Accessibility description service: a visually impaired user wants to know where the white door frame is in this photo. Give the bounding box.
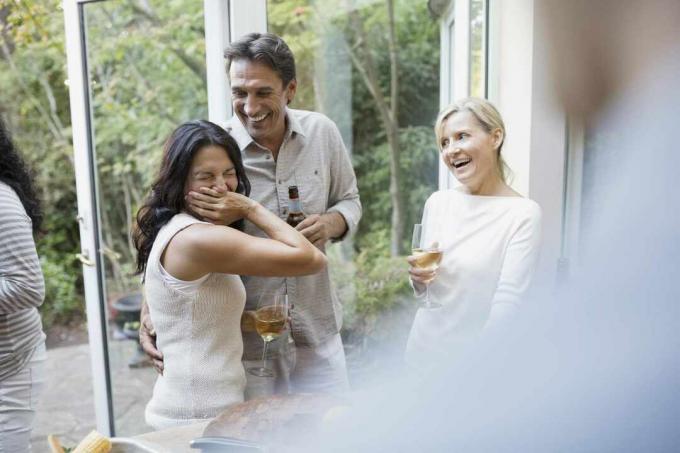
[561,117,585,269]
[204,0,267,125]
[440,0,489,191]
[63,0,114,436]
[204,0,232,123]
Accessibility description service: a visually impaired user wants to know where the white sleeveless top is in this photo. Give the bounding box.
[144,213,246,430]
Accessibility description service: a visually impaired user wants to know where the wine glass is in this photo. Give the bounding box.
[411,223,443,309]
[247,292,289,377]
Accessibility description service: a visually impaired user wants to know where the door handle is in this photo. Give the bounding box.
[101,245,121,261]
[76,252,95,267]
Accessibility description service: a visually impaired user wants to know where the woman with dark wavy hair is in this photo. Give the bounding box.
[133,120,326,429]
[0,118,46,452]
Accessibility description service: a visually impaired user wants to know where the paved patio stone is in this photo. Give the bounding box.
[31,340,157,452]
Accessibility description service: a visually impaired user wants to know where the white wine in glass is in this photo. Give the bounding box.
[247,293,288,377]
[254,306,287,342]
[411,224,443,309]
[411,249,443,274]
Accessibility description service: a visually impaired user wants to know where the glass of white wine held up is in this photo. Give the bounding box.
[411,223,443,309]
[247,292,289,377]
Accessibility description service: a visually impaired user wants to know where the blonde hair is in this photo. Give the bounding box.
[435,97,510,182]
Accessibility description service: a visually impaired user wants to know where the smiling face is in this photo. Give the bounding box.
[229,59,297,152]
[185,145,238,196]
[439,111,504,195]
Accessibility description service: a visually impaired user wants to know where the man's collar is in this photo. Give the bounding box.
[224,116,253,151]
[286,108,306,139]
[225,107,306,151]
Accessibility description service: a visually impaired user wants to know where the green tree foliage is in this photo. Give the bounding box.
[270,0,440,340]
[0,0,207,326]
[1,0,82,326]
[2,0,441,345]
[83,0,207,296]
[354,127,438,251]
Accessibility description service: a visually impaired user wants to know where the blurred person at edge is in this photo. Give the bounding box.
[405,97,542,367]
[299,1,680,452]
[139,33,361,396]
[0,118,46,453]
[133,120,325,429]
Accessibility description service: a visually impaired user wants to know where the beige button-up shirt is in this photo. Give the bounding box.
[223,108,361,358]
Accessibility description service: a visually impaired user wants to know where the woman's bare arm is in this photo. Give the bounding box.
[163,192,326,281]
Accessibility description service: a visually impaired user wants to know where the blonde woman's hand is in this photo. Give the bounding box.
[406,254,439,286]
[407,241,441,288]
[186,186,255,225]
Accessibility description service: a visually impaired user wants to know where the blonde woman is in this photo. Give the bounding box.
[406,98,542,365]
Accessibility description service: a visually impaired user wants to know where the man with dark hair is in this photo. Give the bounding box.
[141,32,361,395]
[224,32,296,86]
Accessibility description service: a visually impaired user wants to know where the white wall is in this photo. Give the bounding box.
[528,1,568,280]
[490,0,568,279]
[490,0,535,196]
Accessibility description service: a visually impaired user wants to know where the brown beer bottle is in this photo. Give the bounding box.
[286,186,306,227]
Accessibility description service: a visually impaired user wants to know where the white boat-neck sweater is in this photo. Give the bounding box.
[144,213,246,429]
[405,189,542,365]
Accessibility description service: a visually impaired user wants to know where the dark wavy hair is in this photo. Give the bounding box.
[224,32,296,87]
[133,120,250,276]
[0,117,42,234]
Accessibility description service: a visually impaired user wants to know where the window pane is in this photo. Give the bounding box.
[267,0,440,383]
[469,0,486,97]
[83,0,207,436]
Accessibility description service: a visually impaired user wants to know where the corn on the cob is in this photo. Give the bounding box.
[47,434,65,453]
[72,430,112,453]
